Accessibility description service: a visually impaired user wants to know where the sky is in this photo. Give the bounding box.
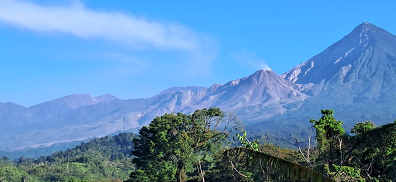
[0,0,395,107]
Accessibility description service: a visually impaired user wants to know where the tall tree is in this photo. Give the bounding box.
[128,108,240,182]
[310,109,345,174]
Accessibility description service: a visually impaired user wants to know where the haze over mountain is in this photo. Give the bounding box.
[1,22,396,151]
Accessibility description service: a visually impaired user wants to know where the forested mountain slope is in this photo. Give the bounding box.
[0,132,137,181]
[1,22,396,152]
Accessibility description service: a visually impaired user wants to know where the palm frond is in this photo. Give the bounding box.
[224,147,335,182]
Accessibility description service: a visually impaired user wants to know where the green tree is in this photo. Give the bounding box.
[347,122,396,180]
[310,110,366,181]
[310,109,345,164]
[128,108,239,182]
[0,163,32,182]
[310,109,348,179]
[310,109,345,154]
[351,121,375,135]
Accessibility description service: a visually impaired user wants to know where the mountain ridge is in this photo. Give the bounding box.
[1,22,396,151]
[282,22,394,84]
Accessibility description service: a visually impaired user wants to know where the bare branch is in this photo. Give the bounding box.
[292,133,312,168]
[228,156,249,178]
[198,158,205,182]
[243,135,256,151]
[263,131,268,145]
[308,135,311,163]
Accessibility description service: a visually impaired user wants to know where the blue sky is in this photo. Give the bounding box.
[1,0,395,107]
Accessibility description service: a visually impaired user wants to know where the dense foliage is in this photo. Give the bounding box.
[309,110,396,181]
[0,141,83,160]
[343,122,396,180]
[0,133,136,181]
[4,108,396,181]
[128,107,241,182]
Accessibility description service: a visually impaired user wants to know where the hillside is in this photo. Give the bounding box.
[0,132,136,181]
[1,22,396,151]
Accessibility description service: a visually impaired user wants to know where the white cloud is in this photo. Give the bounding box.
[233,50,269,70]
[0,0,199,51]
[0,0,218,79]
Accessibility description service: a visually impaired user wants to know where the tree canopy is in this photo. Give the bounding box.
[310,109,396,181]
[128,107,240,182]
[5,108,396,181]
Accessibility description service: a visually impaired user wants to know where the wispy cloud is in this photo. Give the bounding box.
[0,0,200,51]
[0,0,218,78]
[233,50,269,70]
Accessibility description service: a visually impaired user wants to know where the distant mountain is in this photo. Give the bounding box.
[0,102,30,127]
[30,94,119,121]
[0,69,307,151]
[283,22,396,86]
[208,68,306,108]
[0,94,118,128]
[1,22,396,151]
[157,86,207,95]
[278,22,396,128]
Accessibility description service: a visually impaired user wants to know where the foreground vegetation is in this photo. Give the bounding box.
[0,133,136,181]
[2,108,396,181]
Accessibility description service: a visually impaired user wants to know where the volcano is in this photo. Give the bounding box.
[2,22,396,151]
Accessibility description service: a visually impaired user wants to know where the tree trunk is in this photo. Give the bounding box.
[177,163,186,182]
